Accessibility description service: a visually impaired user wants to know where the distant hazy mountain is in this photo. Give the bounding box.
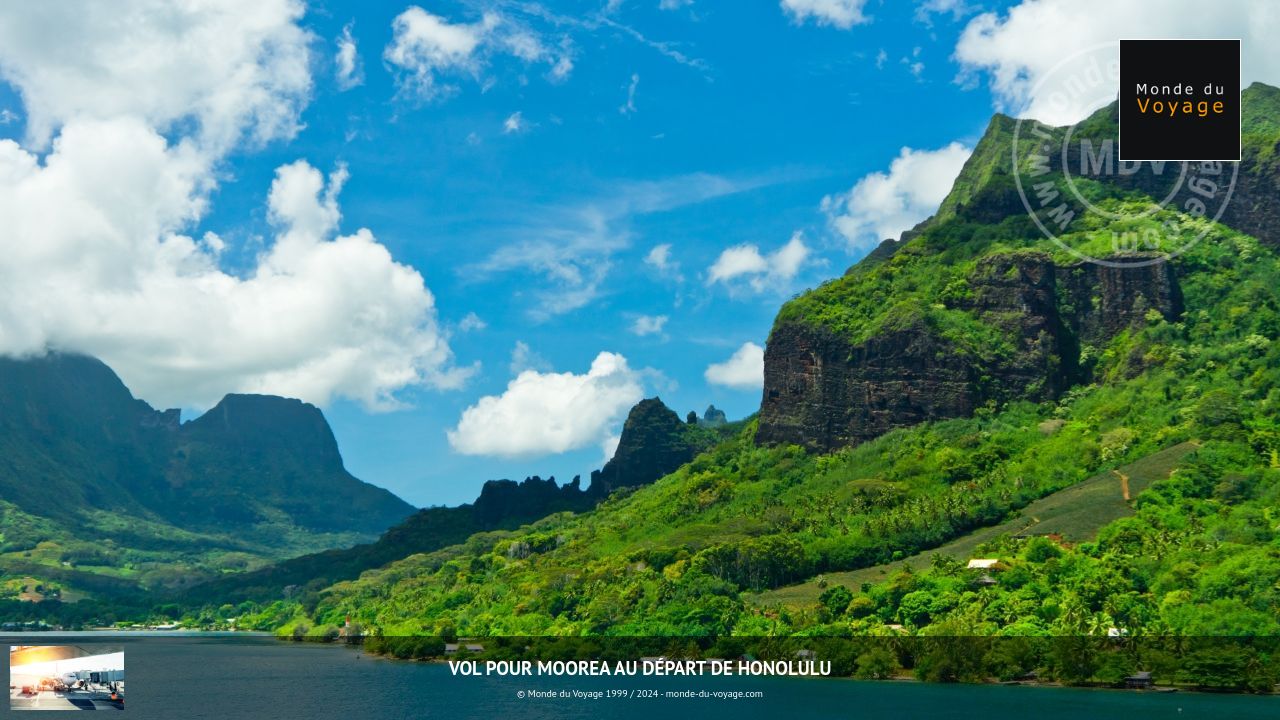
[0,353,413,595]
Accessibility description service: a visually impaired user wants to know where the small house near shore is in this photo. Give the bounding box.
[1124,671,1154,689]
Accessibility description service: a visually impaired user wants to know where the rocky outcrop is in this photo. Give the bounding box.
[472,475,593,525]
[701,404,727,427]
[757,252,1181,453]
[757,320,980,452]
[1056,258,1183,344]
[590,397,698,495]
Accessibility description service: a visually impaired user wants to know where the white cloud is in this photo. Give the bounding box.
[384,6,491,102]
[0,1,470,411]
[629,315,668,336]
[620,73,639,115]
[874,49,888,70]
[659,0,694,9]
[707,231,810,292]
[645,244,673,271]
[457,312,487,332]
[780,0,870,29]
[503,111,524,133]
[955,0,1280,125]
[0,0,312,153]
[901,46,924,80]
[914,0,977,24]
[550,54,575,82]
[384,5,574,103]
[705,342,764,390]
[448,352,645,458]
[335,22,364,91]
[822,142,971,251]
[0,109,17,125]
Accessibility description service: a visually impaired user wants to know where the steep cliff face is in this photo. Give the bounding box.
[757,321,980,452]
[758,253,1181,452]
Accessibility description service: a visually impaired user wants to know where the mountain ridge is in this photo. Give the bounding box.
[0,351,415,594]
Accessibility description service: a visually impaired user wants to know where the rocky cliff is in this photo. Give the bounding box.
[589,397,701,495]
[751,85,1280,454]
[758,251,1182,453]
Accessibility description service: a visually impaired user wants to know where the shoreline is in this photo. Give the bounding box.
[7,631,1274,697]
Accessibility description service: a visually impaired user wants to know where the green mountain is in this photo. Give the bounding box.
[242,85,1280,670]
[0,353,414,597]
[178,396,739,606]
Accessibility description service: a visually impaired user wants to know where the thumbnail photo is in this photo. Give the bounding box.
[9,646,124,711]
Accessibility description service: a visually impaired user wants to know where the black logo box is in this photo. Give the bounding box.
[1119,39,1240,162]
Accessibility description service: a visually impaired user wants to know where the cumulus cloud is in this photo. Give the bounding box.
[384,5,573,102]
[780,0,870,29]
[707,232,810,292]
[705,342,764,390]
[0,134,469,409]
[448,352,644,458]
[334,22,364,91]
[0,0,311,153]
[384,6,491,101]
[955,0,1280,125]
[503,111,524,134]
[629,315,668,336]
[0,1,469,411]
[822,143,971,251]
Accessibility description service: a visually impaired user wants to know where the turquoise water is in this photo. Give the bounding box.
[3,635,1276,719]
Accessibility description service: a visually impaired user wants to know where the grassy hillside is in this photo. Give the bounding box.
[752,441,1198,607]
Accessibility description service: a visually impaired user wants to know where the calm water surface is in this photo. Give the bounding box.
[2,634,1276,719]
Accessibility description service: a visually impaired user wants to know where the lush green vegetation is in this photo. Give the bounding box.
[247,209,1278,640]
[224,91,1280,686]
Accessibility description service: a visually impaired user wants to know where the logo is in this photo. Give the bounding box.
[1012,42,1238,268]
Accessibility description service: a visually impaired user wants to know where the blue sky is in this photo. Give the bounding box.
[3,1,1272,507]
[287,0,1012,505]
[0,0,1059,504]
